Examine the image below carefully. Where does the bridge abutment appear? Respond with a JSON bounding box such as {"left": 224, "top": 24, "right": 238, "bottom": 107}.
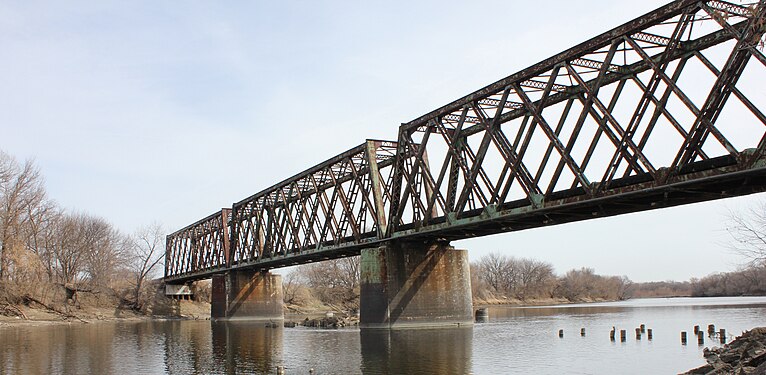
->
{"left": 211, "top": 270, "right": 284, "bottom": 321}
{"left": 360, "top": 242, "right": 473, "bottom": 329}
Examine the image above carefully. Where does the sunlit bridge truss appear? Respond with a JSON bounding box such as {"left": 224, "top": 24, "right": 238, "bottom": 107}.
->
{"left": 166, "top": 0, "right": 766, "bottom": 283}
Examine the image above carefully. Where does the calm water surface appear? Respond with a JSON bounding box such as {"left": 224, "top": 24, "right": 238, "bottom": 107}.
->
{"left": 1, "top": 297, "right": 765, "bottom": 374}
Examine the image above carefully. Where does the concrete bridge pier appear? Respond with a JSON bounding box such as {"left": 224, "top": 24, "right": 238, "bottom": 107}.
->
{"left": 211, "top": 270, "right": 284, "bottom": 321}
{"left": 360, "top": 241, "right": 473, "bottom": 329}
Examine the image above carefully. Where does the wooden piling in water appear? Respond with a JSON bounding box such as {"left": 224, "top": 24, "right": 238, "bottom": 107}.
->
{"left": 620, "top": 330, "right": 626, "bottom": 342}
{"left": 581, "top": 328, "right": 586, "bottom": 337}
{"left": 647, "top": 329, "right": 653, "bottom": 340}
{"left": 697, "top": 331, "right": 704, "bottom": 345}
{"left": 559, "top": 329, "right": 564, "bottom": 338}
{"left": 610, "top": 328, "right": 615, "bottom": 341}
{"left": 681, "top": 331, "right": 688, "bottom": 345}
{"left": 635, "top": 328, "right": 641, "bottom": 340}
{"left": 475, "top": 308, "right": 489, "bottom": 323}
{"left": 694, "top": 325, "right": 700, "bottom": 335}
{"left": 720, "top": 329, "right": 726, "bottom": 344}
{"left": 708, "top": 324, "right": 715, "bottom": 336}
{"left": 640, "top": 324, "right": 645, "bottom": 333}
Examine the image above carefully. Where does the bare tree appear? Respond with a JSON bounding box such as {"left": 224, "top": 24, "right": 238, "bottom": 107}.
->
{"left": 515, "top": 258, "right": 556, "bottom": 299}
{"left": 476, "top": 253, "right": 514, "bottom": 294}
{"left": 726, "top": 203, "right": 766, "bottom": 267}
{"left": 282, "top": 270, "right": 311, "bottom": 307}
{"left": 555, "top": 268, "right": 633, "bottom": 301}
{"left": 0, "top": 149, "right": 180, "bottom": 314}
{"left": 129, "top": 223, "right": 165, "bottom": 309}
{"left": 83, "top": 216, "right": 128, "bottom": 286}
{"left": 50, "top": 213, "right": 90, "bottom": 284}
{"left": 0, "top": 152, "right": 47, "bottom": 281}
{"left": 23, "top": 200, "right": 60, "bottom": 281}
{"left": 557, "top": 267, "right": 596, "bottom": 301}
{"left": 297, "top": 256, "right": 360, "bottom": 310}
{"left": 476, "top": 253, "right": 556, "bottom": 299}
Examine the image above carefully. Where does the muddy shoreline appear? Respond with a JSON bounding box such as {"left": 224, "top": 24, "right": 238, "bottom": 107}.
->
{"left": 0, "top": 297, "right": 617, "bottom": 328}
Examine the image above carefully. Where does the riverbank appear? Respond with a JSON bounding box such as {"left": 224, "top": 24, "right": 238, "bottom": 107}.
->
{"left": 1, "top": 295, "right": 622, "bottom": 327}
{"left": 475, "top": 296, "right": 576, "bottom": 307}
{"left": 683, "top": 327, "right": 766, "bottom": 374}
{"left": 0, "top": 300, "right": 212, "bottom": 327}
{"left": 0, "top": 286, "right": 212, "bottom": 327}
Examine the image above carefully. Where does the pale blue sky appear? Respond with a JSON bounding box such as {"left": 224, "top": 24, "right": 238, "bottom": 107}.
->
{"left": 2, "top": 0, "right": 762, "bottom": 282}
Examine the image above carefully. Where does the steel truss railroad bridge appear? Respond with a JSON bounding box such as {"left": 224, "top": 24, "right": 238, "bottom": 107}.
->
{"left": 164, "top": 0, "right": 766, "bottom": 325}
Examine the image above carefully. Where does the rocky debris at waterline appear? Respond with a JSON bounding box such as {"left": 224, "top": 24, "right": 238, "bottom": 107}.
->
{"left": 683, "top": 327, "right": 766, "bottom": 375}
{"left": 294, "top": 315, "right": 358, "bottom": 329}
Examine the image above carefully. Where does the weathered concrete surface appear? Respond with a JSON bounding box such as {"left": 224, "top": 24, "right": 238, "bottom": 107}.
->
{"left": 360, "top": 242, "right": 473, "bottom": 329}
{"left": 683, "top": 327, "right": 766, "bottom": 375}
{"left": 211, "top": 274, "right": 227, "bottom": 319}
{"left": 211, "top": 271, "right": 283, "bottom": 321}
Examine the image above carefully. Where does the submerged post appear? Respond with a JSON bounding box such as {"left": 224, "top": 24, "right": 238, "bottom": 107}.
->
{"left": 475, "top": 308, "right": 489, "bottom": 323}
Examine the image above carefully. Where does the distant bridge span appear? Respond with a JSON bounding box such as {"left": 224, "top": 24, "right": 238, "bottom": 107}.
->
{"left": 165, "top": 0, "right": 766, "bottom": 287}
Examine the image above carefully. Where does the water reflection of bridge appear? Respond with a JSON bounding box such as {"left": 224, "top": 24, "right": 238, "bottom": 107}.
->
{"left": 164, "top": 0, "right": 766, "bottom": 328}
{"left": 171, "top": 322, "right": 473, "bottom": 374}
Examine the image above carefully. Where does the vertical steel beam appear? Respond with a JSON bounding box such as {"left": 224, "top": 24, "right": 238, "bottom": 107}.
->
{"left": 222, "top": 208, "right": 231, "bottom": 266}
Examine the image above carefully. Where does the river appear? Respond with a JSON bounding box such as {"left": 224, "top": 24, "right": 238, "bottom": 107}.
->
{"left": 1, "top": 297, "right": 765, "bottom": 374}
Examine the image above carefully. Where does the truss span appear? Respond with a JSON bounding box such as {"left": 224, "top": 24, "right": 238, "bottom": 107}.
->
{"left": 166, "top": 0, "right": 766, "bottom": 283}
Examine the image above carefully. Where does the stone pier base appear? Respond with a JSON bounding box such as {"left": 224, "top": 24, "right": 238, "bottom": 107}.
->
{"left": 360, "top": 242, "right": 473, "bottom": 329}
{"left": 211, "top": 271, "right": 284, "bottom": 321}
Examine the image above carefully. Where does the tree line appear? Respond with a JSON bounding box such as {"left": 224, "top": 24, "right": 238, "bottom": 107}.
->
{"left": 0, "top": 150, "right": 164, "bottom": 311}
{"left": 686, "top": 203, "right": 766, "bottom": 297}
{"left": 471, "top": 253, "right": 632, "bottom": 303}
{"left": 281, "top": 252, "right": 636, "bottom": 312}
{"left": 283, "top": 248, "right": 766, "bottom": 311}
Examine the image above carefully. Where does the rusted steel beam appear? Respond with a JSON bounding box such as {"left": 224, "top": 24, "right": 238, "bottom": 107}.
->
{"left": 674, "top": 1, "right": 766, "bottom": 167}
{"left": 451, "top": 21, "right": 749, "bottom": 140}
{"left": 402, "top": 0, "right": 702, "bottom": 130}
